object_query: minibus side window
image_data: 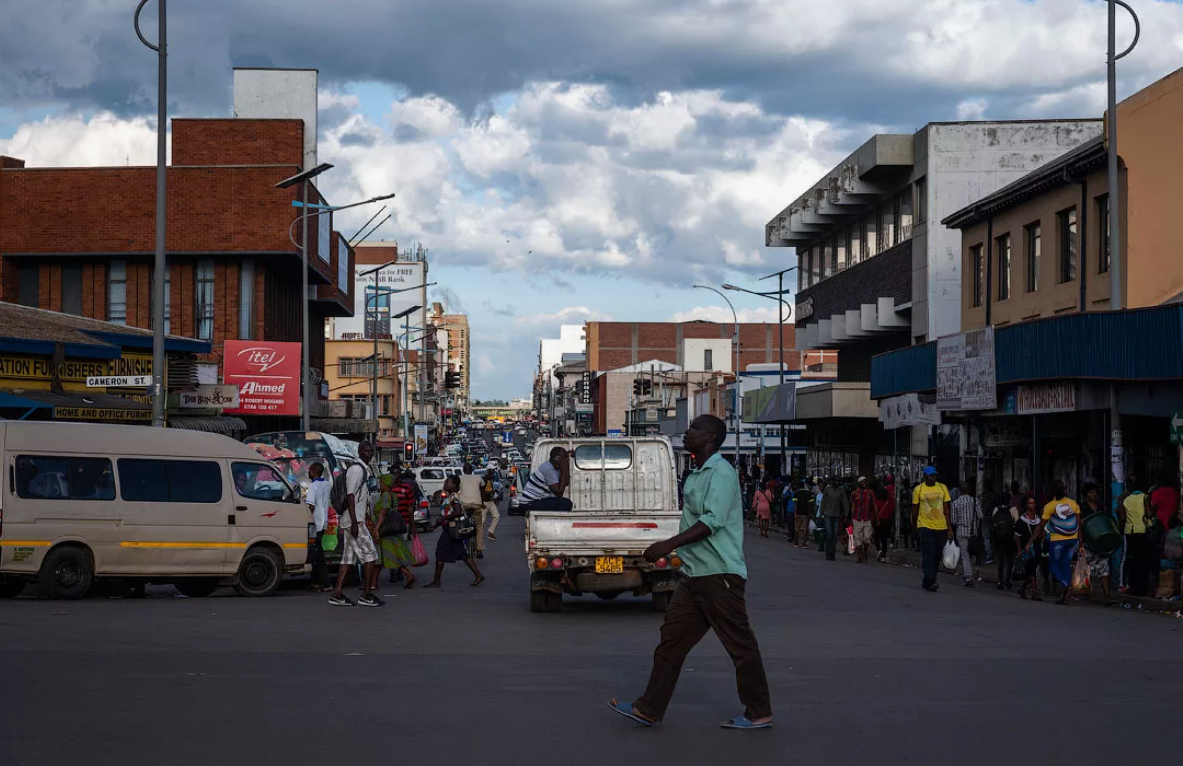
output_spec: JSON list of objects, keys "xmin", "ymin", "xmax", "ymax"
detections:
[
  {"xmin": 15, "ymin": 456, "xmax": 115, "ymax": 500},
  {"xmin": 232, "ymin": 462, "xmax": 293, "ymax": 502},
  {"xmin": 117, "ymin": 459, "xmax": 223, "ymax": 503}
]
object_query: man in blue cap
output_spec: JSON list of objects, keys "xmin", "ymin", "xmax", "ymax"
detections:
[{"xmin": 911, "ymin": 466, "xmax": 952, "ymax": 592}]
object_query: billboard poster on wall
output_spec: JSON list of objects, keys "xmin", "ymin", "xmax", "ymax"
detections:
[
  {"xmin": 330, "ymin": 262, "xmax": 425, "ymax": 341},
  {"xmin": 413, "ymin": 423, "xmax": 429, "ymax": 457},
  {"xmin": 936, "ymin": 327, "xmax": 996, "ymax": 411},
  {"xmin": 222, "ymin": 340, "xmax": 302, "ymax": 416}
]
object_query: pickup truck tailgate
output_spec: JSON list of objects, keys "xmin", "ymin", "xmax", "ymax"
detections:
[{"xmin": 528, "ymin": 511, "xmax": 681, "ymax": 552}]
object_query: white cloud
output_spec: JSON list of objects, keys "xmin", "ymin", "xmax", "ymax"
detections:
[
  {"xmin": 955, "ymin": 98, "xmax": 989, "ymax": 121},
  {"xmin": 668, "ymin": 305, "xmax": 782, "ymax": 323},
  {"xmin": 0, "ymin": 112, "xmax": 164, "ymax": 167},
  {"xmin": 513, "ymin": 306, "xmax": 614, "ymax": 328}
]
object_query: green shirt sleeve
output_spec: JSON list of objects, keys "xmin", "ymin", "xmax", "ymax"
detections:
[{"xmin": 697, "ymin": 465, "xmax": 740, "ymax": 533}]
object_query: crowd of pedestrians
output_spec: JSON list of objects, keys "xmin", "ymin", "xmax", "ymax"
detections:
[
  {"xmin": 739, "ymin": 464, "xmax": 1182, "ymax": 604},
  {"xmin": 307, "ymin": 441, "xmax": 492, "ymax": 607}
]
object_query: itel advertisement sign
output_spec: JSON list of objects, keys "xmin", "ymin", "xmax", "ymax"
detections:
[{"xmin": 222, "ymin": 340, "xmax": 301, "ymax": 416}]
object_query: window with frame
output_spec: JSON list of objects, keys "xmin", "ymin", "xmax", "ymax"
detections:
[
  {"xmin": 108, "ymin": 260, "xmax": 127, "ymax": 324},
  {"xmin": 1058, "ymin": 208, "xmax": 1078, "ymax": 283},
  {"xmin": 1096, "ymin": 195, "xmax": 1110, "ymax": 274},
  {"xmin": 704, "ymin": 349, "xmax": 714, "ymax": 371},
  {"xmin": 240, "ymin": 259, "xmax": 256, "ymax": 339},
  {"xmin": 573, "ymin": 444, "xmax": 632, "ymax": 470},
  {"xmin": 232, "ymin": 462, "xmax": 293, "ymax": 502},
  {"xmin": 865, "ymin": 213, "xmax": 878, "ymax": 258},
  {"xmin": 970, "ymin": 244, "xmax": 984, "ymax": 308},
  {"xmin": 17, "ymin": 263, "xmax": 39, "ymax": 309},
  {"xmin": 1025, "ymin": 223, "xmax": 1041, "ymax": 292},
  {"xmin": 15, "ymin": 455, "xmax": 115, "ymax": 500},
  {"xmin": 996, "ymin": 233, "xmax": 1011, "ymax": 301},
  {"xmin": 196, "ymin": 259, "xmax": 215, "ymax": 340},
  {"xmin": 840, "ymin": 225, "xmax": 852, "ymax": 271},
  {"xmin": 61, "ymin": 264, "xmax": 83, "ymax": 316},
  {"xmin": 879, "ymin": 203, "xmax": 893, "ymax": 252},
  {"xmin": 915, "ymin": 177, "xmax": 927, "ymax": 224},
  {"xmin": 118, "ymin": 459, "xmax": 223, "ymax": 503}
]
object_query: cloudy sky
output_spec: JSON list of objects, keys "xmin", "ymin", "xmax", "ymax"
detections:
[{"xmin": 2, "ymin": 0, "xmax": 1179, "ymax": 398}]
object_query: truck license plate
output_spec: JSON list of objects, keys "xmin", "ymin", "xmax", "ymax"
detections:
[{"xmin": 595, "ymin": 557, "xmax": 623, "ymax": 574}]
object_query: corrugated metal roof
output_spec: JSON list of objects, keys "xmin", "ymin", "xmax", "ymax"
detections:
[
  {"xmin": 870, "ymin": 342, "xmax": 935, "ymax": 399},
  {"xmin": 870, "ymin": 305, "xmax": 1183, "ymax": 398}
]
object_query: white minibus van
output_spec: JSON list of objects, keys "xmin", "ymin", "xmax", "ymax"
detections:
[{"xmin": 0, "ymin": 422, "xmax": 307, "ymax": 600}]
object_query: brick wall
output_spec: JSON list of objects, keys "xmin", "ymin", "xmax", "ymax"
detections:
[
  {"xmin": 0, "ymin": 166, "xmax": 301, "ymax": 255},
  {"xmin": 586, "ymin": 321, "xmax": 800, "ymax": 373},
  {"xmin": 172, "ymin": 119, "xmax": 303, "ymax": 167},
  {"xmin": 795, "ymin": 239, "xmax": 912, "ymax": 329}
]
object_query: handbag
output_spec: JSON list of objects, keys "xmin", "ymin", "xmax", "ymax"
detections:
[
  {"xmin": 942, "ymin": 540, "xmax": 961, "ymax": 570},
  {"xmin": 1010, "ymin": 555, "xmax": 1028, "ymax": 581},
  {"xmin": 446, "ymin": 512, "xmax": 477, "ymax": 540},
  {"xmin": 379, "ymin": 508, "xmax": 407, "ymax": 537},
  {"xmin": 845, "ymin": 525, "xmax": 856, "ymax": 555},
  {"xmin": 410, "ymin": 535, "xmax": 429, "ymax": 567}
]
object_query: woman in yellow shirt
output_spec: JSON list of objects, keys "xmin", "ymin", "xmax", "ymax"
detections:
[
  {"xmin": 1025, "ymin": 480, "xmax": 1081, "ymax": 605},
  {"xmin": 1119, "ymin": 480, "xmax": 1153, "ymax": 597}
]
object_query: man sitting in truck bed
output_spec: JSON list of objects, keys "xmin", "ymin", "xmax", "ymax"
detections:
[{"xmin": 520, "ymin": 446, "xmax": 573, "ymax": 512}]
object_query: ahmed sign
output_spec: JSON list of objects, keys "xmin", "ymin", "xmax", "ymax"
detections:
[{"xmin": 222, "ymin": 341, "xmax": 300, "ymax": 416}]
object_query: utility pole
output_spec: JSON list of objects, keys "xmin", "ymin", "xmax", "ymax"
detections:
[{"xmin": 134, "ymin": 0, "xmax": 167, "ymax": 427}]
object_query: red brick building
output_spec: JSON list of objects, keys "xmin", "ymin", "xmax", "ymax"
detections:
[
  {"xmin": 585, "ymin": 321, "xmax": 800, "ymax": 373},
  {"xmin": 0, "ymin": 118, "xmax": 354, "ymax": 428}
]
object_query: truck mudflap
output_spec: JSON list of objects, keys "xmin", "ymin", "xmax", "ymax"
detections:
[
  {"xmin": 651, "ymin": 575, "xmax": 679, "ymax": 593},
  {"xmin": 530, "ymin": 573, "xmax": 563, "ymax": 594}
]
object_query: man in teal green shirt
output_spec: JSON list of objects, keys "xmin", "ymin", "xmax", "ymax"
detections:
[{"xmin": 608, "ymin": 415, "xmax": 772, "ymax": 730}]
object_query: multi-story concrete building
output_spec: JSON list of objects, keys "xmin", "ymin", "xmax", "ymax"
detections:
[
  {"xmin": 870, "ymin": 68, "xmax": 1183, "ymax": 498},
  {"xmin": 765, "ymin": 120, "xmax": 1101, "ymax": 479},
  {"xmin": 429, "ymin": 302, "xmax": 470, "ymax": 410}
]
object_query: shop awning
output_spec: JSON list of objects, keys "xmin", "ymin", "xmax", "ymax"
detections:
[
  {"xmin": 0, "ymin": 389, "xmax": 151, "ymax": 421},
  {"xmin": 167, "ymin": 416, "xmax": 248, "ymax": 435}
]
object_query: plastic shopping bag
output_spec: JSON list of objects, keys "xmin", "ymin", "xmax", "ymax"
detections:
[
  {"xmin": 410, "ymin": 535, "xmax": 429, "ymax": 567},
  {"xmin": 846, "ymin": 526, "xmax": 856, "ymax": 555},
  {"xmin": 808, "ymin": 519, "xmax": 818, "ymax": 535},
  {"xmin": 942, "ymin": 540, "xmax": 960, "ymax": 571},
  {"xmin": 1071, "ymin": 551, "xmax": 1091, "ymax": 592}
]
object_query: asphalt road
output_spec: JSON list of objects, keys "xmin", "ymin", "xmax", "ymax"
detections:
[{"xmin": 3, "ymin": 518, "xmax": 1182, "ymax": 766}]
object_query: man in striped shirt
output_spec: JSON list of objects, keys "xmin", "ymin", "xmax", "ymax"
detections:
[{"xmin": 521, "ymin": 446, "xmax": 573, "ymax": 512}]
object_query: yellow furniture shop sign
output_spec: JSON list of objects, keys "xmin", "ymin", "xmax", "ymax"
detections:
[{"xmin": 0, "ymin": 354, "xmax": 154, "ymax": 391}]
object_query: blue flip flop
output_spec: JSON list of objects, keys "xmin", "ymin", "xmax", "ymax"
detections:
[
  {"xmin": 721, "ymin": 715, "xmax": 773, "ymax": 730},
  {"xmin": 607, "ymin": 699, "xmax": 656, "ymax": 727}
]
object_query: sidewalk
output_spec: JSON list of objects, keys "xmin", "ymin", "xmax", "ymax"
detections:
[{"xmin": 751, "ymin": 518, "xmax": 1183, "ymax": 616}]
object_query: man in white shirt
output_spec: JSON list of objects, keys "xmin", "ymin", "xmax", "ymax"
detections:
[
  {"xmin": 520, "ymin": 447, "xmax": 573, "ymax": 512},
  {"xmin": 330, "ymin": 442, "xmax": 382, "ymax": 607},
  {"xmin": 305, "ymin": 462, "xmax": 332, "ymax": 592}
]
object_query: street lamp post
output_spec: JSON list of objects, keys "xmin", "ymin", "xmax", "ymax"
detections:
[
  {"xmin": 724, "ymin": 265, "xmax": 798, "ymax": 476},
  {"xmin": 693, "ymin": 285, "xmax": 740, "ymax": 467},
  {"xmin": 133, "ymin": 0, "xmax": 167, "ymax": 427},
  {"xmin": 275, "ymin": 173, "xmax": 393, "ymax": 430}
]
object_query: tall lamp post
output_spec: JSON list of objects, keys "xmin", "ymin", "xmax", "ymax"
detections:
[
  {"xmin": 133, "ymin": 0, "xmax": 167, "ymax": 427},
  {"xmin": 275, "ymin": 169, "xmax": 393, "ymax": 430},
  {"xmin": 724, "ymin": 267, "xmax": 797, "ymax": 475},
  {"xmin": 693, "ymin": 285, "xmax": 740, "ymax": 466}
]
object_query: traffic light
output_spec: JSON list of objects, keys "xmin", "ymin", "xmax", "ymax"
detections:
[
  {"xmin": 445, "ymin": 371, "xmax": 461, "ymax": 390},
  {"xmin": 633, "ymin": 379, "xmax": 642, "ymax": 397},
  {"xmin": 403, "ymin": 442, "xmax": 414, "ymax": 462}
]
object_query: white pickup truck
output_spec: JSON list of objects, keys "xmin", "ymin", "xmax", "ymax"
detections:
[{"xmin": 525, "ymin": 436, "xmax": 683, "ymax": 612}]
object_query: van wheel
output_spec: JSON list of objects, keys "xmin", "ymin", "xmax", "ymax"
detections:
[
  {"xmin": 38, "ymin": 545, "xmax": 94, "ymax": 600},
  {"xmin": 651, "ymin": 592, "xmax": 671, "ymax": 613},
  {"xmin": 175, "ymin": 578, "xmax": 221, "ymax": 598},
  {"xmin": 233, "ymin": 548, "xmax": 283, "ymax": 597},
  {"xmin": 0, "ymin": 579, "xmax": 25, "ymax": 598}
]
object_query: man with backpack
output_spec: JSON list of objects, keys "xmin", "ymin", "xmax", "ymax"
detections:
[
  {"xmin": 989, "ymin": 494, "xmax": 1019, "ymax": 590},
  {"xmin": 329, "ymin": 442, "xmax": 383, "ymax": 607}
]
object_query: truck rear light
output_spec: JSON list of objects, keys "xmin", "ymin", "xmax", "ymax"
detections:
[
  {"xmin": 535, "ymin": 558, "xmax": 549, "ymax": 570},
  {"xmin": 655, "ymin": 558, "xmax": 668, "ymax": 569},
  {"xmin": 669, "ymin": 556, "xmax": 683, "ymax": 568},
  {"xmin": 550, "ymin": 558, "xmax": 563, "ymax": 569}
]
